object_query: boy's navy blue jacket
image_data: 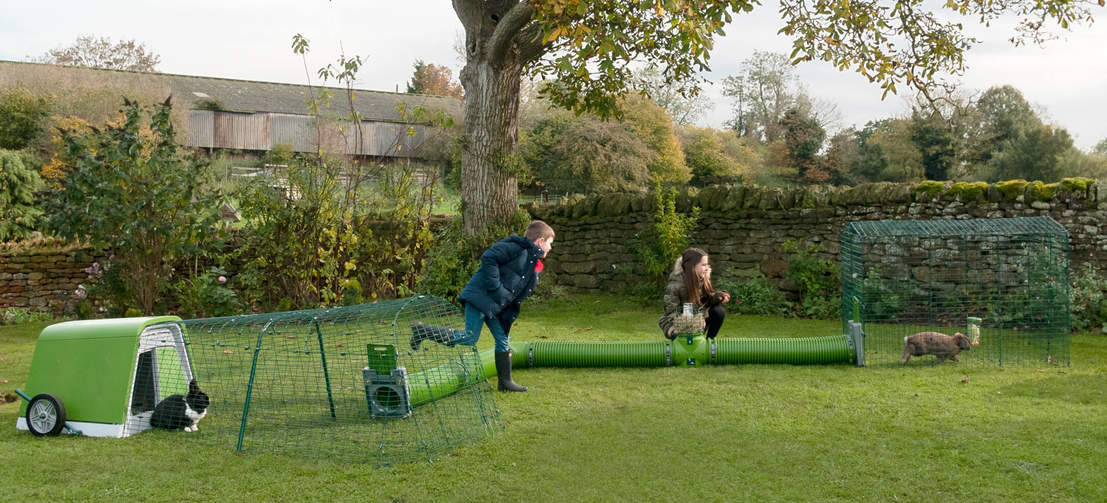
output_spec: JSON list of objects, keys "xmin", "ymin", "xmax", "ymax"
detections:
[{"xmin": 458, "ymin": 234, "xmax": 543, "ymax": 334}]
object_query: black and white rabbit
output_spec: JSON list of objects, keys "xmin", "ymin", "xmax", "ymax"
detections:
[{"xmin": 150, "ymin": 379, "xmax": 210, "ymax": 432}]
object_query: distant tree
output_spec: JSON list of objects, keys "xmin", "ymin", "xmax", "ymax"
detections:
[
  {"xmin": 850, "ymin": 121, "xmax": 888, "ymax": 183},
  {"xmin": 960, "ymin": 85, "xmax": 1075, "ymax": 181},
  {"xmin": 619, "ymin": 94, "xmax": 690, "ymax": 184},
  {"xmin": 406, "ymin": 59, "xmax": 464, "ymax": 99},
  {"xmin": 679, "ymin": 127, "xmax": 743, "ymax": 185},
  {"xmin": 721, "ymin": 51, "xmax": 840, "ymax": 145},
  {"xmin": 0, "ymin": 88, "xmax": 50, "ymax": 150},
  {"xmin": 980, "ymin": 124, "xmax": 1073, "ymax": 182},
  {"xmin": 822, "ymin": 128, "xmax": 860, "ymax": 185},
  {"xmin": 782, "ymin": 107, "xmax": 826, "ymax": 183},
  {"xmin": 963, "ymin": 85, "xmax": 1039, "ymax": 168},
  {"xmin": 1094, "ymin": 138, "xmax": 1107, "ymax": 156},
  {"xmin": 632, "ymin": 64, "xmax": 711, "ymax": 126},
  {"xmin": 43, "ymin": 35, "xmax": 161, "ymax": 72},
  {"xmin": 869, "ymin": 119, "xmax": 924, "ymax": 182},
  {"xmin": 520, "ymin": 108, "xmax": 653, "ymax": 193},
  {"xmin": 910, "ymin": 110, "xmax": 956, "ymax": 180},
  {"xmin": 722, "ymin": 51, "xmax": 797, "ymax": 142}
]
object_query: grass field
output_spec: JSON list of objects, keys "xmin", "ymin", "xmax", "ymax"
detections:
[{"xmin": 2, "ymin": 293, "xmax": 1106, "ymax": 502}]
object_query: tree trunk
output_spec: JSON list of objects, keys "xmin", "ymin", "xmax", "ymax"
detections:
[{"xmin": 458, "ymin": 59, "xmax": 523, "ymax": 236}]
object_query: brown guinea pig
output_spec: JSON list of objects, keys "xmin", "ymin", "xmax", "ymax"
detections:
[{"xmin": 901, "ymin": 331, "xmax": 971, "ymax": 364}]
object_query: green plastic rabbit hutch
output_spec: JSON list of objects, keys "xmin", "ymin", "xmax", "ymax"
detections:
[
  {"xmin": 17, "ymin": 316, "xmax": 193, "ymax": 437},
  {"xmin": 17, "ymin": 296, "xmax": 502, "ymax": 467},
  {"xmin": 840, "ymin": 216, "xmax": 1070, "ymax": 366}
]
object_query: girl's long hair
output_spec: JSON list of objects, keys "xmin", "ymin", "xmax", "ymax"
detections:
[{"xmin": 679, "ymin": 247, "xmax": 713, "ymax": 306}]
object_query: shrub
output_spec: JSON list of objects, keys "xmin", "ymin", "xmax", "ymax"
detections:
[
  {"xmin": 783, "ymin": 240, "xmax": 841, "ymax": 319},
  {"xmin": 715, "ymin": 274, "xmax": 790, "ymax": 316},
  {"xmin": 46, "ymin": 98, "xmax": 223, "ymax": 315},
  {"xmin": 631, "ymin": 181, "xmax": 699, "ymax": 294},
  {"xmin": 0, "ymin": 149, "xmax": 44, "ymax": 241},
  {"xmin": 1070, "ymin": 261, "xmax": 1107, "ymax": 332},
  {"xmin": 0, "ymin": 88, "xmax": 50, "ymax": 150},
  {"xmin": 0, "ymin": 307, "xmax": 53, "ymax": 325},
  {"xmin": 173, "ymin": 267, "xmax": 242, "ymax": 318}
]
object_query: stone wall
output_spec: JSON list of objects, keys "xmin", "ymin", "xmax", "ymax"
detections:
[
  {"xmin": 528, "ymin": 180, "xmax": 1105, "ymax": 292},
  {"xmin": 0, "ymin": 242, "xmax": 105, "ymax": 313},
  {"xmin": 5, "ymin": 180, "xmax": 1104, "ymax": 312}
]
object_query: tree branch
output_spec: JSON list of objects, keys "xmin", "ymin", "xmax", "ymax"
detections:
[
  {"xmin": 514, "ymin": 22, "xmax": 550, "ymax": 64},
  {"xmin": 488, "ymin": 1, "xmax": 534, "ymax": 66}
]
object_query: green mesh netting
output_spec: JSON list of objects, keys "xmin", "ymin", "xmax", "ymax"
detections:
[
  {"xmin": 841, "ymin": 216, "xmax": 1070, "ymax": 367},
  {"xmin": 158, "ymin": 295, "xmax": 501, "ymax": 466}
]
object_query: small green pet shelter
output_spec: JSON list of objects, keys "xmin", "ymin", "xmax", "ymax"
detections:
[{"xmin": 16, "ymin": 316, "xmax": 193, "ymax": 437}]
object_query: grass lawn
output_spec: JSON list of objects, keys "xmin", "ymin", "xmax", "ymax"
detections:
[{"xmin": 2, "ymin": 293, "xmax": 1106, "ymax": 502}]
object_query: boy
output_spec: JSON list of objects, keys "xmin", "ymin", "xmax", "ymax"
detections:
[{"xmin": 411, "ymin": 220, "xmax": 555, "ymax": 392}]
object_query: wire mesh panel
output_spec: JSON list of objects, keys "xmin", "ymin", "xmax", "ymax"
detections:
[
  {"xmin": 841, "ymin": 217, "xmax": 1070, "ymax": 367},
  {"xmin": 157, "ymin": 295, "xmax": 501, "ymax": 466}
]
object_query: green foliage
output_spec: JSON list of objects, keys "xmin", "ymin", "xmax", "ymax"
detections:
[
  {"xmin": 0, "ymin": 88, "xmax": 50, "ymax": 150},
  {"xmin": 1070, "ymin": 261, "xmax": 1107, "ymax": 332},
  {"xmin": 520, "ymin": 107, "xmax": 653, "ymax": 193},
  {"xmin": 632, "ymin": 182, "xmax": 700, "ymax": 291},
  {"xmin": 715, "ymin": 274, "xmax": 790, "ymax": 315},
  {"xmin": 46, "ymin": 98, "xmax": 222, "ymax": 315},
  {"xmin": 782, "ymin": 107, "xmax": 827, "ymax": 183},
  {"xmin": 173, "ymin": 267, "xmax": 241, "ymax": 318},
  {"xmin": 529, "ymin": 1, "xmax": 752, "ymax": 119},
  {"xmin": 679, "ymin": 126, "xmax": 743, "ymax": 186},
  {"xmin": 911, "ymin": 110, "xmax": 956, "ymax": 181},
  {"xmin": 0, "ymin": 307, "xmax": 53, "ymax": 325},
  {"xmin": 0, "ymin": 149, "xmax": 44, "ymax": 241},
  {"xmin": 782, "ymin": 240, "xmax": 840, "ymax": 319},
  {"xmin": 341, "ymin": 278, "xmax": 364, "ymax": 306},
  {"xmin": 620, "ymin": 94, "xmax": 690, "ymax": 184}
]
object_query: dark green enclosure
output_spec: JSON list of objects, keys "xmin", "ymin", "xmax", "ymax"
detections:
[
  {"xmin": 841, "ymin": 217, "xmax": 1070, "ymax": 366},
  {"xmin": 166, "ymin": 296, "xmax": 501, "ymax": 466}
]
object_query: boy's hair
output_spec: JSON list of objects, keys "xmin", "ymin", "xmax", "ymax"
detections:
[{"xmin": 524, "ymin": 220, "xmax": 555, "ymax": 241}]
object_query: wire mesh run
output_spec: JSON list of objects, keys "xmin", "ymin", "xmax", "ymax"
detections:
[
  {"xmin": 841, "ymin": 217, "xmax": 1070, "ymax": 367},
  {"xmin": 154, "ymin": 295, "xmax": 501, "ymax": 466}
]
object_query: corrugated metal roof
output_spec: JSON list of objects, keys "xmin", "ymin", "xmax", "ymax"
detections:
[{"xmin": 0, "ymin": 60, "xmax": 462, "ymax": 123}]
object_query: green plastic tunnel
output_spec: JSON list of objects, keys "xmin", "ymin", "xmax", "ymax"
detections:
[{"xmin": 401, "ymin": 334, "xmax": 856, "ymax": 407}]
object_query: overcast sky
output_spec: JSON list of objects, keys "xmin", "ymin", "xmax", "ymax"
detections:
[{"xmin": 2, "ymin": 0, "xmax": 1105, "ymax": 150}]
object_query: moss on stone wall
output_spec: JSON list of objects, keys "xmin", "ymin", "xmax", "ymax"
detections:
[
  {"xmin": 995, "ymin": 180, "xmax": 1029, "ymax": 201},
  {"xmin": 949, "ymin": 182, "xmax": 989, "ymax": 202},
  {"xmin": 1027, "ymin": 181, "xmax": 1059, "ymax": 202}
]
